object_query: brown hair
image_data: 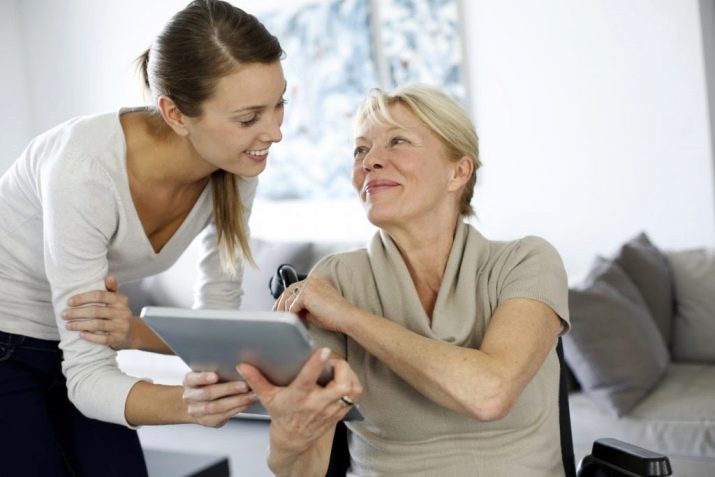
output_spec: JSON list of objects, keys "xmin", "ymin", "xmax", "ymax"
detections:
[
  {"xmin": 137, "ymin": 0, "xmax": 282, "ymax": 271},
  {"xmin": 355, "ymin": 84, "xmax": 480, "ymax": 217}
]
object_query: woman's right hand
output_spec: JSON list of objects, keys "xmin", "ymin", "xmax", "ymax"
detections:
[
  {"xmin": 182, "ymin": 372, "xmax": 258, "ymax": 428},
  {"xmin": 238, "ymin": 347, "xmax": 363, "ymax": 454}
]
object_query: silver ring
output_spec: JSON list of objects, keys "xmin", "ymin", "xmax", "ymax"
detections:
[{"xmin": 339, "ymin": 395, "xmax": 354, "ymax": 407}]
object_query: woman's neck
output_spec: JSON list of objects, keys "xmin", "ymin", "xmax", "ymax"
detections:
[
  {"xmin": 386, "ymin": 214, "xmax": 461, "ymax": 317},
  {"xmin": 122, "ymin": 110, "xmax": 214, "ymax": 189}
]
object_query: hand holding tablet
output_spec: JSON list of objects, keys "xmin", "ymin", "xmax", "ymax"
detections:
[{"xmin": 140, "ymin": 306, "xmax": 363, "ymax": 421}]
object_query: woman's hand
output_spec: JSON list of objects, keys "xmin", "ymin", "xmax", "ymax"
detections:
[
  {"xmin": 274, "ymin": 276, "xmax": 354, "ymax": 333},
  {"xmin": 182, "ymin": 372, "xmax": 258, "ymax": 428},
  {"xmin": 62, "ymin": 275, "xmax": 137, "ymax": 350},
  {"xmin": 238, "ymin": 347, "xmax": 362, "ymax": 454}
]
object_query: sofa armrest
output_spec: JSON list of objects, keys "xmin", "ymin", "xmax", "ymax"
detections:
[{"xmin": 577, "ymin": 438, "xmax": 672, "ymax": 476}]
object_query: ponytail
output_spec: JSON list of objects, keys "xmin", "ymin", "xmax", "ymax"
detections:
[{"xmin": 211, "ymin": 170, "xmax": 255, "ymax": 274}]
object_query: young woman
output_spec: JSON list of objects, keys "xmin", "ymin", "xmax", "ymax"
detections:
[{"xmin": 0, "ymin": 1, "xmax": 359, "ymax": 475}]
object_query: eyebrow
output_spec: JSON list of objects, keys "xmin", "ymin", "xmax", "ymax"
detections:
[
  {"xmin": 355, "ymin": 125, "xmax": 412, "ymax": 142},
  {"xmin": 231, "ymin": 82, "xmax": 288, "ymax": 114}
]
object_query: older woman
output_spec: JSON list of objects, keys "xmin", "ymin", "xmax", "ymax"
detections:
[{"xmin": 239, "ymin": 84, "xmax": 570, "ymax": 477}]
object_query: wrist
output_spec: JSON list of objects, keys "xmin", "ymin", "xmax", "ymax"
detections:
[{"xmin": 127, "ymin": 316, "xmax": 143, "ymax": 350}]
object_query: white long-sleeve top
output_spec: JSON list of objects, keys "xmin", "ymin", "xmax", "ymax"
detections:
[{"xmin": 0, "ymin": 110, "xmax": 256, "ymax": 426}]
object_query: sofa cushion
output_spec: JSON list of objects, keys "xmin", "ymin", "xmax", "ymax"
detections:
[
  {"xmin": 614, "ymin": 232, "xmax": 674, "ymax": 346},
  {"xmin": 564, "ymin": 258, "xmax": 669, "ymax": 417},
  {"xmin": 667, "ymin": 248, "xmax": 715, "ymax": 363},
  {"xmin": 569, "ymin": 363, "xmax": 715, "ymax": 469}
]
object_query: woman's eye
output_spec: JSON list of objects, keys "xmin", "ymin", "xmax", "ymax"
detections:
[
  {"xmin": 353, "ymin": 146, "xmax": 368, "ymax": 158},
  {"xmin": 238, "ymin": 115, "xmax": 259, "ymax": 127},
  {"xmin": 277, "ymin": 98, "xmax": 288, "ymax": 109},
  {"xmin": 390, "ymin": 136, "xmax": 408, "ymax": 146}
]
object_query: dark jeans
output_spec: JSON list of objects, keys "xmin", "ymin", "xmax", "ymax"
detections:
[{"xmin": 0, "ymin": 330, "xmax": 148, "ymax": 477}]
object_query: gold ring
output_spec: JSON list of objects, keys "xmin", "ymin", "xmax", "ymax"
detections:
[{"xmin": 339, "ymin": 395, "xmax": 354, "ymax": 407}]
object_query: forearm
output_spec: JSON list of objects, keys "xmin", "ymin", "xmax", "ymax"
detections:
[
  {"xmin": 342, "ymin": 309, "xmax": 507, "ymax": 419},
  {"xmin": 268, "ymin": 427, "xmax": 333, "ymax": 477},
  {"xmin": 125, "ymin": 381, "xmax": 193, "ymax": 426},
  {"xmin": 130, "ymin": 316, "xmax": 174, "ymax": 354}
]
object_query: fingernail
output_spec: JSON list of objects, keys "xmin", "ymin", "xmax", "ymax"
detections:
[
  {"xmin": 67, "ymin": 298, "xmax": 75, "ymax": 306},
  {"xmin": 320, "ymin": 347, "xmax": 331, "ymax": 361},
  {"xmin": 236, "ymin": 382, "xmax": 248, "ymax": 393},
  {"xmin": 247, "ymin": 392, "xmax": 257, "ymax": 400}
]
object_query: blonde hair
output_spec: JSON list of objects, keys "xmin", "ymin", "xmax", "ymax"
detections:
[{"xmin": 354, "ymin": 84, "xmax": 480, "ymax": 216}]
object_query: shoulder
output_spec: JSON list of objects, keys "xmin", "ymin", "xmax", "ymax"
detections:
[
  {"xmin": 38, "ymin": 112, "xmax": 124, "ymax": 182},
  {"xmin": 473, "ymin": 230, "xmax": 563, "ymax": 272},
  {"xmin": 312, "ymin": 247, "xmax": 370, "ymax": 282}
]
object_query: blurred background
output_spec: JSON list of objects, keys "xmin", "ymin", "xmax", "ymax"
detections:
[{"xmin": 1, "ymin": 0, "xmax": 714, "ymax": 283}]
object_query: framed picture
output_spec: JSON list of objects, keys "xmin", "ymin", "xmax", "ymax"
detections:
[{"xmin": 259, "ymin": 0, "xmax": 466, "ymax": 199}]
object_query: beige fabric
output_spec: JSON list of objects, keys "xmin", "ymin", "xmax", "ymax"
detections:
[{"xmin": 309, "ymin": 221, "xmax": 570, "ymax": 477}]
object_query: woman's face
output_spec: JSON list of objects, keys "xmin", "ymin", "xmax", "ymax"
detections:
[
  {"xmin": 352, "ymin": 104, "xmax": 466, "ymax": 229},
  {"xmin": 184, "ymin": 61, "xmax": 286, "ymax": 177}
]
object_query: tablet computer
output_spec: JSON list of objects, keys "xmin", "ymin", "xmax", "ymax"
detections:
[{"xmin": 140, "ymin": 306, "xmax": 363, "ymax": 421}]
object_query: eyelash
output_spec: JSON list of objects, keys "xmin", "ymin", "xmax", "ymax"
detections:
[
  {"xmin": 353, "ymin": 136, "xmax": 409, "ymax": 157},
  {"xmin": 237, "ymin": 98, "xmax": 288, "ymax": 127}
]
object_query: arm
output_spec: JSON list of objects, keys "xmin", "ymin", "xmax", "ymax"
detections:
[
  {"xmin": 40, "ymin": 155, "xmax": 251, "ymax": 426},
  {"xmin": 283, "ymin": 277, "xmax": 562, "ymax": 421},
  {"xmin": 63, "ymin": 276, "xmax": 173, "ymax": 354}
]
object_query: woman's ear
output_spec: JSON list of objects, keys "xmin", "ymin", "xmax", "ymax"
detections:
[
  {"xmin": 448, "ymin": 155, "xmax": 474, "ymax": 192},
  {"xmin": 157, "ymin": 96, "xmax": 189, "ymax": 136}
]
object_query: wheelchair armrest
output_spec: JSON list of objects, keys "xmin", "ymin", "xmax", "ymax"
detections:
[{"xmin": 576, "ymin": 438, "xmax": 672, "ymax": 476}]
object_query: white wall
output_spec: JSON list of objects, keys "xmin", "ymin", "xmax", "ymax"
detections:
[
  {"xmin": 463, "ymin": 0, "xmax": 715, "ymax": 282},
  {"xmin": 1, "ymin": 0, "xmax": 714, "ymax": 282},
  {"xmin": 0, "ymin": 0, "xmax": 32, "ymax": 171}
]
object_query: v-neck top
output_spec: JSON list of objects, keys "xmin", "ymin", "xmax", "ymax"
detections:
[
  {"xmin": 309, "ymin": 221, "xmax": 570, "ymax": 476},
  {"xmin": 0, "ymin": 110, "xmax": 257, "ymax": 426}
]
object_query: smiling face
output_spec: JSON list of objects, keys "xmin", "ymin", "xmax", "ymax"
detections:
[
  {"xmin": 181, "ymin": 61, "xmax": 286, "ymax": 177},
  {"xmin": 352, "ymin": 103, "xmax": 470, "ymax": 230}
]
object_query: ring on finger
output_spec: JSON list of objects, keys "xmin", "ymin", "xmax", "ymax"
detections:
[
  {"xmin": 338, "ymin": 395, "xmax": 354, "ymax": 407},
  {"xmin": 292, "ymin": 286, "xmax": 301, "ymax": 295}
]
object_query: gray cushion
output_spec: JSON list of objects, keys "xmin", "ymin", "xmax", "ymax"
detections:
[
  {"xmin": 241, "ymin": 239, "xmax": 314, "ymax": 311},
  {"xmin": 667, "ymin": 248, "xmax": 715, "ymax": 363},
  {"xmin": 564, "ymin": 258, "xmax": 669, "ymax": 417},
  {"xmin": 614, "ymin": 232, "xmax": 674, "ymax": 346}
]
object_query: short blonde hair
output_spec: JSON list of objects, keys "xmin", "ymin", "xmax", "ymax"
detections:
[{"xmin": 354, "ymin": 84, "xmax": 480, "ymax": 216}]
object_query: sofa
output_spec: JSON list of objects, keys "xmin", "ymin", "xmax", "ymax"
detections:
[
  {"xmin": 563, "ymin": 233, "xmax": 715, "ymax": 476},
  {"xmin": 119, "ymin": 233, "xmax": 714, "ymax": 475}
]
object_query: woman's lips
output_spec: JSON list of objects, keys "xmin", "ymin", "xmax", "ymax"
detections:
[
  {"xmin": 364, "ymin": 179, "xmax": 399, "ymax": 195},
  {"xmin": 245, "ymin": 148, "xmax": 269, "ymax": 162}
]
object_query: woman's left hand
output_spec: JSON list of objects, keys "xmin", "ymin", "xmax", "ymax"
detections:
[
  {"xmin": 62, "ymin": 275, "xmax": 136, "ymax": 350},
  {"xmin": 274, "ymin": 276, "xmax": 354, "ymax": 333}
]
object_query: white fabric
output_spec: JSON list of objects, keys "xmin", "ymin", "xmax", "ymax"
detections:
[{"xmin": 0, "ymin": 111, "xmax": 256, "ymax": 425}]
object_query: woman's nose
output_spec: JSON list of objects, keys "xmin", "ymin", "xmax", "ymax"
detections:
[
  {"xmin": 260, "ymin": 116, "xmax": 283, "ymax": 143},
  {"xmin": 362, "ymin": 149, "xmax": 384, "ymax": 170}
]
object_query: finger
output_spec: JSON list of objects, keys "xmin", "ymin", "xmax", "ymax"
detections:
[
  {"xmin": 65, "ymin": 319, "xmax": 112, "ymax": 333},
  {"xmin": 183, "ymin": 372, "xmax": 220, "ymax": 388},
  {"xmin": 77, "ymin": 331, "xmax": 110, "ymax": 346},
  {"xmin": 183, "ymin": 380, "xmax": 249, "ymax": 403},
  {"xmin": 328, "ymin": 359, "xmax": 363, "ymax": 401},
  {"xmin": 67, "ymin": 290, "xmax": 115, "ymax": 307},
  {"xmin": 105, "ymin": 275, "xmax": 119, "ymax": 292},
  {"xmin": 290, "ymin": 347, "xmax": 332, "ymax": 389},
  {"xmin": 62, "ymin": 306, "xmax": 114, "ymax": 321},
  {"xmin": 188, "ymin": 391, "xmax": 257, "ymax": 416},
  {"xmin": 236, "ymin": 364, "xmax": 276, "ymax": 399}
]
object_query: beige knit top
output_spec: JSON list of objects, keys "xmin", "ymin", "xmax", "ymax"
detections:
[{"xmin": 309, "ymin": 221, "xmax": 570, "ymax": 477}]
